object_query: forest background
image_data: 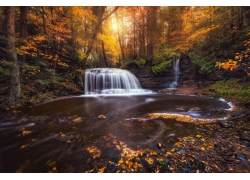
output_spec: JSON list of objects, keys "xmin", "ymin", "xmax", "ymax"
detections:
[{"xmin": 0, "ymin": 5, "xmax": 250, "ymax": 109}]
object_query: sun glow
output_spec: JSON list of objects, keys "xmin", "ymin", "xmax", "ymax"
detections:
[{"xmin": 112, "ymin": 21, "xmax": 118, "ymax": 31}]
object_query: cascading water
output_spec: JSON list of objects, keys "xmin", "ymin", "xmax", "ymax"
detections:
[
  {"xmin": 169, "ymin": 55, "xmax": 181, "ymax": 88},
  {"xmin": 84, "ymin": 68, "xmax": 152, "ymax": 94}
]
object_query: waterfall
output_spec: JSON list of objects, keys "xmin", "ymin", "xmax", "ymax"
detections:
[
  {"xmin": 169, "ymin": 56, "xmax": 181, "ymax": 88},
  {"xmin": 84, "ymin": 68, "xmax": 152, "ymax": 94}
]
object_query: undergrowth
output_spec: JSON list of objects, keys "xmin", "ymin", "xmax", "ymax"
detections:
[{"xmin": 204, "ymin": 78, "xmax": 250, "ymax": 101}]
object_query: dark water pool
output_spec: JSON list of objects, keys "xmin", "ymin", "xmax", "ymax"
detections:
[{"xmin": 0, "ymin": 94, "xmax": 233, "ymax": 172}]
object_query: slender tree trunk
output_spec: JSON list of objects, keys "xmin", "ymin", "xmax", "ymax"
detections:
[
  {"xmin": 50, "ymin": 7, "xmax": 56, "ymax": 50},
  {"xmin": 147, "ymin": 6, "xmax": 158, "ymax": 62},
  {"xmin": 238, "ymin": 7, "xmax": 243, "ymax": 30},
  {"xmin": 115, "ymin": 11, "xmax": 125, "ymax": 60},
  {"xmin": 100, "ymin": 23, "xmax": 108, "ymax": 67},
  {"xmin": 41, "ymin": 7, "xmax": 47, "ymax": 34},
  {"xmin": 19, "ymin": 6, "xmax": 28, "ymax": 80},
  {"xmin": 101, "ymin": 40, "xmax": 108, "ymax": 67},
  {"xmin": 5, "ymin": 7, "xmax": 21, "ymax": 105},
  {"xmin": 133, "ymin": 8, "xmax": 136, "ymax": 59}
]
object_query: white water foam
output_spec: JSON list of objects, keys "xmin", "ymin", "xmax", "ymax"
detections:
[{"xmin": 219, "ymin": 98, "xmax": 234, "ymax": 111}]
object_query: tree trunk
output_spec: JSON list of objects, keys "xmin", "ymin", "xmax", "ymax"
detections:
[
  {"xmin": 19, "ymin": 6, "xmax": 28, "ymax": 80},
  {"xmin": 101, "ymin": 40, "xmax": 108, "ymax": 67},
  {"xmin": 115, "ymin": 11, "xmax": 125, "ymax": 60},
  {"xmin": 41, "ymin": 7, "xmax": 47, "ymax": 34},
  {"xmin": 5, "ymin": 6, "xmax": 21, "ymax": 105},
  {"xmin": 81, "ymin": 6, "xmax": 119, "ymax": 68},
  {"xmin": 147, "ymin": 7, "xmax": 158, "ymax": 62},
  {"xmin": 133, "ymin": 8, "xmax": 137, "ymax": 59}
]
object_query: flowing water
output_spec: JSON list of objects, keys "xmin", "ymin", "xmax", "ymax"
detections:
[
  {"xmin": 85, "ymin": 68, "xmax": 152, "ymax": 94},
  {"xmin": 0, "ymin": 68, "xmax": 234, "ymax": 172},
  {"xmin": 168, "ymin": 56, "xmax": 181, "ymax": 88}
]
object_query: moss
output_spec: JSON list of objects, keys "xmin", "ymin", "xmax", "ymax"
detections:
[
  {"xmin": 152, "ymin": 60, "xmax": 172, "ymax": 75},
  {"xmin": 121, "ymin": 58, "xmax": 146, "ymax": 69},
  {"xmin": 204, "ymin": 78, "xmax": 250, "ymax": 101}
]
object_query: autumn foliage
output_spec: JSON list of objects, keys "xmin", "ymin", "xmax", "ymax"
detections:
[{"xmin": 0, "ymin": 6, "xmax": 250, "ymax": 107}]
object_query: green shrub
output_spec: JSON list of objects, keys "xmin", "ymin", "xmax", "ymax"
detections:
[
  {"xmin": 121, "ymin": 58, "xmax": 146, "ymax": 69},
  {"xmin": 0, "ymin": 60, "xmax": 12, "ymax": 76},
  {"xmin": 35, "ymin": 79, "xmax": 50, "ymax": 87},
  {"xmin": 189, "ymin": 52, "xmax": 216, "ymax": 75},
  {"xmin": 205, "ymin": 78, "xmax": 250, "ymax": 100},
  {"xmin": 152, "ymin": 60, "xmax": 172, "ymax": 75},
  {"xmin": 135, "ymin": 58, "xmax": 146, "ymax": 68},
  {"xmin": 152, "ymin": 49, "xmax": 176, "ymax": 65}
]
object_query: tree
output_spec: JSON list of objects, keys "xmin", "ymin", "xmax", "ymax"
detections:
[
  {"xmin": 5, "ymin": 6, "xmax": 21, "ymax": 105},
  {"xmin": 19, "ymin": 6, "xmax": 28, "ymax": 80},
  {"xmin": 80, "ymin": 6, "xmax": 119, "ymax": 68},
  {"xmin": 146, "ymin": 6, "xmax": 159, "ymax": 62}
]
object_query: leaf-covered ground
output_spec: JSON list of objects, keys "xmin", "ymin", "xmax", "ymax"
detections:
[{"xmin": 1, "ymin": 82, "xmax": 250, "ymax": 173}]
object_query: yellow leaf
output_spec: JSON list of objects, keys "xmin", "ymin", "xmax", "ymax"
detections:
[
  {"xmin": 20, "ymin": 144, "xmax": 29, "ymax": 149},
  {"xmin": 98, "ymin": 114, "xmax": 106, "ymax": 119},
  {"xmin": 170, "ymin": 148, "xmax": 175, "ymax": 152},
  {"xmin": 98, "ymin": 167, "xmax": 105, "ymax": 173},
  {"xmin": 166, "ymin": 152, "xmax": 172, "ymax": 157},
  {"xmin": 145, "ymin": 157, "xmax": 154, "ymax": 164},
  {"xmin": 150, "ymin": 151, "xmax": 158, "ymax": 156},
  {"xmin": 175, "ymin": 142, "xmax": 182, "ymax": 147}
]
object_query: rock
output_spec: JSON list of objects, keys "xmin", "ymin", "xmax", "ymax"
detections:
[
  {"xmin": 218, "ymin": 120, "xmax": 234, "ymax": 128},
  {"xmin": 236, "ymin": 154, "xmax": 250, "ymax": 164},
  {"xmin": 73, "ymin": 117, "xmax": 82, "ymax": 123},
  {"xmin": 54, "ymin": 134, "xmax": 70, "ymax": 142},
  {"xmin": 216, "ymin": 161, "xmax": 228, "ymax": 170},
  {"xmin": 240, "ymin": 134, "xmax": 250, "ymax": 142},
  {"xmin": 57, "ymin": 119, "xmax": 66, "ymax": 124}
]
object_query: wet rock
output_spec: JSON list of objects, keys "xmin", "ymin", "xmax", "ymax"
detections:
[
  {"xmin": 168, "ymin": 133, "xmax": 175, "ymax": 137},
  {"xmin": 104, "ymin": 161, "xmax": 117, "ymax": 173},
  {"xmin": 218, "ymin": 120, "xmax": 234, "ymax": 128},
  {"xmin": 168, "ymin": 135, "xmax": 179, "ymax": 143},
  {"xmin": 57, "ymin": 119, "xmax": 66, "ymax": 124},
  {"xmin": 236, "ymin": 154, "xmax": 250, "ymax": 164},
  {"xmin": 177, "ymin": 149, "xmax": 186, "ymax": 154},
  {"xmin": 67, "ymin": 135, "xmax": 77, "ymax": 143},
  {"xmin": 73, "ymin": 117, "xmax": 82, "ymax": 123},
  {"xmin": 240, "ymin": 134, "xmax": 250, "ymax": 142},
  {"xmin": 214, "ymin": 143, "xmax": 223, "ymax": 151},
  {"xmin": 242, "ymin": 127, "xmax": 250, "ymax": 131},
  {"xmin": 216, "ymin": 161, "xmax": 228, "ymax": 170},
  {"xmin": 216, "ymin": 156, "xmax": 226, "ymax": 163},
  {"xmin": 182, "ymin": 166, "xmax": 196, "ymax": 173},
  {"xmin": 54, "ymin": 134, "xmax": 70, "ymax": 142},
  {"xmin": 244, "ymin": 102, "xmax": 250, "ymax": 109}
]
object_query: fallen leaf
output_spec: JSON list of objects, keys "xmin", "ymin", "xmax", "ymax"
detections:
[
  {"xmin": 98, "ymin": 114, "xmax": 106, "ymax": 119},
  {"xmin": 98, "ymin": 167, "xmax": 105, "ymax": 173},
  {"xmin": 20, "ymin": 144, "xmax": 29, "ymax": 149},
  {"xmin": 166, "ymin": 152, "xmax": 172, "ymax": 157}
]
